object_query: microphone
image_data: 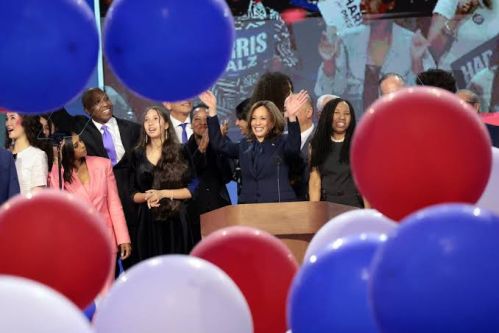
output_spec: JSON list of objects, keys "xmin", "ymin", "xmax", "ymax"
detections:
[{"xmin": 274, "ymin": 155, "xmax": 282, "ymax": 203}]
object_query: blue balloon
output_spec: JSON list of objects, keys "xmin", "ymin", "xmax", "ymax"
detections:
[
  {"xmin": 0, "ymin": 0, "xmax": 99, "ymax": 113},
  {"xmin": 83, "ymin": 301, "xmax": 96, "ymax": 321},
  {"xmin": 288, "ymin": 234, "xmax": 385, "ymax": 333},
  {"xmin": 370, "ymin": 204, "xmax": 499, "ymax": 333},
  {"xmin": 104, "ymin": 0, "xmax": 235, "ymax": 102}
]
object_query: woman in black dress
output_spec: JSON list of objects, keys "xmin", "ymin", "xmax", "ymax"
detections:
[
  {"xmin": 130, "ymin": 106, "xmax": 197, "ymax": 261},
  {"xmin": 309, "ymin": 98, "xmax": 364, "ymax": 208}
]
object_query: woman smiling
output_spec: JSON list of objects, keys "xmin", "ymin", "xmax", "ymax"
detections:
[
  {"xmin": 201, "ymin": 90, "xmax": 307, "ymax": 204},
  {"xmin": 309, "ymin": 98, "xmax": 364, "ymax": 207},
  {"xmin": 5, "ymin": 112, "xmax": 49, "ymax": 194}
]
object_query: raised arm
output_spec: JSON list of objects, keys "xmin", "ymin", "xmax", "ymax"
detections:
[
  {"xmin": 314, "ymin": 31, "xmax": 348, "ymax": 97},
  {"xmin": 283, "ymin": 91, "xmax": 309, "ymax": 157},
  {"xmin": 426, "ymin": 0, "xmax": 477, "ymax": 64},
  {"xmin": 200, "ymin": 91, "xmax": 240, "ymax": 159}
]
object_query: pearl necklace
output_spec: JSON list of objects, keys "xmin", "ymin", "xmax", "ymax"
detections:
[{"xmin": 331, "ymin": 137, "xmax": 345, "ymax": 143}]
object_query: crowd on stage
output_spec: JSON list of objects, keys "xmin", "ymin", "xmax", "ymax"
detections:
[
  {"xmin": 1, "ymin": 68, "xmax": 495, "ymax": 275},
  {"xmin": 1, "ymin": 0, "xmax": 498, "ymax": 298}
]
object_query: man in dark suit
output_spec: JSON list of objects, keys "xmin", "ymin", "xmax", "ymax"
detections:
[
  {"xmin": 296, "ymin": 96, "xmax": 315, "ymax": 161},
  {"xmin": 0, "ymin": 147, "xmax": 20, "ymax": 205},
  {"xmin": 51, "ymin": 87, "xmax": 140, "ymax": 269},
  {"xmin": 186, "ymin": 104, "xmax": 233, "ymax": 243}
]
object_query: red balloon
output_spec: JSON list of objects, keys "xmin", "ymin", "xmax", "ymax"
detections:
[
  {"xmin": 191, "ymin": 226, "xmax": 298, "ymax": 333},
  {"xmin": 0, "ymin": 190, "xmax": 113, "ymax": 308},
  {"xmin": 481, "ymin": 112, "xmax": 499, "ymax": 126},
  {"xmin": 351, "ymin": 87, "xmax": 492, "ymax": 221}
]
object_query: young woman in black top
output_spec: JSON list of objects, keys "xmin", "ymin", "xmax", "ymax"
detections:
[{"xmin": 309, "ymin": 98, "xmax": 364, "ymax": 207}]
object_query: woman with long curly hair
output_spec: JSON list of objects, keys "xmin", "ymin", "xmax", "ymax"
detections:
[
  {"xmin": 309, "ymin": 98, "xmax": 364, "ymax": 207},
  {"xmin": 130, "ymin": 106, "xmax": 198, "ymax": 261},
  {"xmin": 5, "ymin": 112, "xmax": 51, "ymax": 194}
]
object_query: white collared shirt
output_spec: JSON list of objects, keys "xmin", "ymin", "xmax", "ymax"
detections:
[
  {"xmin": 92, "ymin": 117, "xmax": 125, "ymax": 163},
  {"xmin": 170, "ymin": 114, "xmax": 193, "ymax": 143},
  {"xmin": 300, "ymin": 124, "xmax": 315, "ymax": 150}
]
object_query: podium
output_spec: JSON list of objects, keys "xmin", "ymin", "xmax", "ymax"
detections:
[{"xmin": 201, "ymin": 201, "xmax": 357, "ymax": 264}]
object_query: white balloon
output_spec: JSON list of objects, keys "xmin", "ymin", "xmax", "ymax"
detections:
[
  {"xmin": 477, "ymin": 147, "xmax": 499, "ymax": 215},
  {"xmin": 0, "ymin": 276, "xmax": 93, "ymax": 333},
  {"xmin": 304, "ymin": 209, "xmax": 397, "ymax": 262},
  {"xmin": 94, "ymin": 255, "xmax": 253, "ymax": 333}
]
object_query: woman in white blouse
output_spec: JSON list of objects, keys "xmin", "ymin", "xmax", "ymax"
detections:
[{"xmin": 5, "ymin": 112, "xmax": 49, "ymax": 194}]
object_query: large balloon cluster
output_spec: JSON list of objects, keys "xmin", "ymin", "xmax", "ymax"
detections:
[
  {"xmin": 287, "ymin": 87, "xmax": 499, "ymax": 333},
  {"xmin": 1, "ymin": 1, "xmax": 499, "ymax": 333},
  {"xmin": 0, "ymin": 0, "xmax": 234, "ymax": 114}
]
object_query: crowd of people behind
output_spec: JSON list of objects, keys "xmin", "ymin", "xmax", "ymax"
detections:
[{"xmin": 0, "ymin": 66, "xmax": 496, "ymax": 293}]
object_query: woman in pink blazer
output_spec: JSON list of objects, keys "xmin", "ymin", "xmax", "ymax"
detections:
[{"xmin": 50, "ymin": 134, "xmax": 131, "ymax": 293}]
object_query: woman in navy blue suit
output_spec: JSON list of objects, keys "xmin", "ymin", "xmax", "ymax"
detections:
[{"xmin": 200, "ymin": 90, "xmax": 308, "ymax": 204}]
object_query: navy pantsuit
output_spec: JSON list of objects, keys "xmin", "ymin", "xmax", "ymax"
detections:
[{"xmin": 207, "ymin": 115, "xmax": 303, "ymax": 204}]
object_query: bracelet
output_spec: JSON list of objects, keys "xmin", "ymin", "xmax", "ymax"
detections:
[{"xmin": 443, "ymin": 20, "xmax": 458, "ymax": 40}]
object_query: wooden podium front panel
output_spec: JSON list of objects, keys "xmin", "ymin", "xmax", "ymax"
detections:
[{"xmin": 200, "ymin": 201, "xmax": 357, "ymax": 263}]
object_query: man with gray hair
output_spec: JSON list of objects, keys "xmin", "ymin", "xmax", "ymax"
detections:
[
  {"xmin": 379, "ymin": 73, "xmax": 406, "ymax": 96},
  {"xmin": 316, "ymin": 94, "xmax": 339, "ymax": 117},
  {"xmin": 456, "ymin": 89, "xmax": 481, "ymax": 113}
]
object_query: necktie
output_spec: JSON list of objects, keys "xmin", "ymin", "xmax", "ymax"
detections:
[
  {"xmin": 101, "ymin": 125, "xmax": 118, "ymax": 165},
  {"xmin": 179, "ymin": 123, "xmax": 188, "ymax": 144}
]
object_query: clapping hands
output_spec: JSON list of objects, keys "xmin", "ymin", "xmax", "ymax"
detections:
[
  {"xmin": 199, "ymin": 91, "xmax": 217, "ymax": 117},
  {"xmin": 285, "ymin": 90, "xmax": 310, "ymax": 121},
  {"xmin": 198, "ymin": 129, "xmax": 209, "ymax": 153}
]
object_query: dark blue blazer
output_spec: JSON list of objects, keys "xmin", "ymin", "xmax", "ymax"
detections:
[
  {"xmin": 186, "ymin": 135, "xmax": 232, "ymax": 214},
  {"xmin": 0, "ymin": 147, "xmax": 20, "ymax": 205},
  {"xmin": 486, "ymin": 124, "xmax": 499, "ymax": 148},
  {"xmin": 207, "ymin": 115, "xmax": 302, "ymax": 204}
]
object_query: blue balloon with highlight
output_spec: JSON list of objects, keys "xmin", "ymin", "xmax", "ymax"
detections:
[
  {"xmin": 288, "ymin": 234, "xmax": 385, "ymax": 333},
  {"xmin": 370, "ymin": 204, "xmax": 499, "ymax": 333},
  {"xmin": 104, "ymin": 0, "xmax": 235, "ymax": 102},
  {"xmin": 0, "ymin": 0, "xmax": 99, "ymax": 113}
]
